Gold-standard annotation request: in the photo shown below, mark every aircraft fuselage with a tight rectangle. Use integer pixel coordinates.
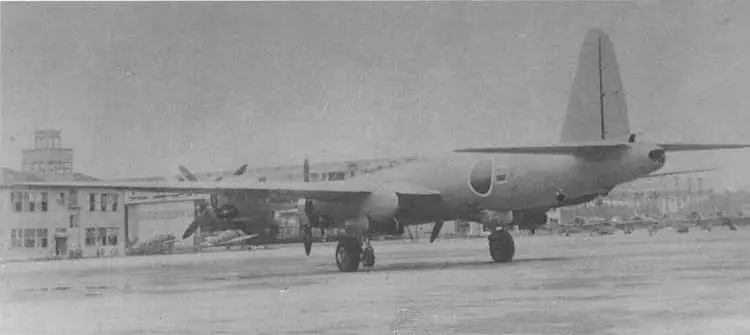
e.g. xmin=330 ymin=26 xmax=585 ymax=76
xmin=220 ymin=143 xmax=665 ymax=232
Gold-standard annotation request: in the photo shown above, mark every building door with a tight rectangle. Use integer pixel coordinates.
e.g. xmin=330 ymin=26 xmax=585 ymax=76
xmin=55 ymin=236 xmax=68 ymax=256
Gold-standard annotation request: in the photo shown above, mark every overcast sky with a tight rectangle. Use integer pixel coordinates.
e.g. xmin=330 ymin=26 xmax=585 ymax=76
xmin=2 ymin=1 xmax=749 ymax=190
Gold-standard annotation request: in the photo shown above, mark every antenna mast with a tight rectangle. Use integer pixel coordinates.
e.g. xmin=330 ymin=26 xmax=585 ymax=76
xmin=598 ymin=34 xmax=606 ymax=140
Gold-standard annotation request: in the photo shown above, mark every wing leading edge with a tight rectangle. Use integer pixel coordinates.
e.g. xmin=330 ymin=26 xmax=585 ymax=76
xmin=9 ymin=180 xmax=372 ymax=202
xmin=9 ymin=179 xmax=441 ymax=202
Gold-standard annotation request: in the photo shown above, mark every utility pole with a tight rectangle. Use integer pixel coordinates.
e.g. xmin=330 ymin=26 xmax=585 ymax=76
xmin=698 ymin=177 xmax=704 ymax=214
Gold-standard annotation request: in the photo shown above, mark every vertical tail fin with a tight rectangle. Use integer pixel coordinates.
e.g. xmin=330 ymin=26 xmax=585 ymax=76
xmin=560 ymin=28 xmax=630 ymax=143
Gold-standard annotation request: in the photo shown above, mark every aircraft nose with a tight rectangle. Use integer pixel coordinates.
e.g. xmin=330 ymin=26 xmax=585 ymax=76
xmin=648 ymin=148 xmax=666 ymax=165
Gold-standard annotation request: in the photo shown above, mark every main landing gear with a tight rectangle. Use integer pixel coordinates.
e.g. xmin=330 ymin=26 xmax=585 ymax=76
xmin=335 ymin=236 xmax=375 ymax=272
xmin=488 ymin=229 xmax=515 ymax=263
xmin=486 ymin=218 xmax=516 ymax=263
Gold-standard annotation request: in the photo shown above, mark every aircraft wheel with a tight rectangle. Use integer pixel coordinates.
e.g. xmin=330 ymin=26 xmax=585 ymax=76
xmin=335 ymin=237 xmax=362 ymax=272
xmin=488 ymin=229 xmax=515 ymax=263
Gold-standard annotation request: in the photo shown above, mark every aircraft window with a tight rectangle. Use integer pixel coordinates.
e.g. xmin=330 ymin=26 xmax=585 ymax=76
xmin=469 ymin=159 xmax=493 ymax=196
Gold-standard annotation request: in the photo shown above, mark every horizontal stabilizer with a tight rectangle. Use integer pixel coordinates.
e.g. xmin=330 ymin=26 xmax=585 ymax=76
xmin=657 ymin=143 xmax=750 ymax=152
xmin=454 ymin=142 xmax=628 ymax=155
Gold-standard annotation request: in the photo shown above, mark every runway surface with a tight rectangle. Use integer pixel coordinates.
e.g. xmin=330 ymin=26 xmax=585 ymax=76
xmin=2 ymin=229 xmax=749 ymax=335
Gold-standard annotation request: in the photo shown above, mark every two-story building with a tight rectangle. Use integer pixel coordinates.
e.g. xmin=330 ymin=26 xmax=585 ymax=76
xmin=1 ymin=168 xmax=127 ymax=261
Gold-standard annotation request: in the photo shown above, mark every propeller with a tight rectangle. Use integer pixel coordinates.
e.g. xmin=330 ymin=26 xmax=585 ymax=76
xmin=215 ymin=163 xmax=248 ymax=182
xmin=429 ymin=220 xmax=444 ymax=243
xmin=178 ymin=163 xmax=248 ymax=182
xmin=301 ymin=157 xmax=314 ymax=257
xmin=177 ymin=163 xmax=250 ymax=240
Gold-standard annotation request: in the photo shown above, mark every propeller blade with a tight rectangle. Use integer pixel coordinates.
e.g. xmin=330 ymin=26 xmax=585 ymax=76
xmin=303 ymin=224 xmax=313 ymax=256
xmin=303 ymin=157 xmax=310 ymax=182
xmin=182 ymin=216 xmax=204 ymax=240
xmin=233 ymin=163 xmax=248 ymax=176
xmin=406 ymin=224 xmax=415 ymax=243
xmin=430 ymin=220 xmax=444 ymax=243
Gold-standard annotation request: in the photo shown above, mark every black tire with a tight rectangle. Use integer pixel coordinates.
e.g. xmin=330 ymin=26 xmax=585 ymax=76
xmin=335 ymin=238 xmax=362 ymax=272
xmin=488 ymin=229 xmax=515 ymax=263
xmin=303 ymin=225 xmax=313 ymax=256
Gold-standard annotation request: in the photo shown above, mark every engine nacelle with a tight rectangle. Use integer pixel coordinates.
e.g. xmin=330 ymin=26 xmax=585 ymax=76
xmin=360 ymin=190 xmax=399 ymax=222
xmin=360 ymin=190 xmax=403 ymax=236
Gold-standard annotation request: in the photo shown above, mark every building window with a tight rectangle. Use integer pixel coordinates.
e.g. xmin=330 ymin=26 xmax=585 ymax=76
xmin=57 ymin=192 xmax=66 ymax=206
xmin=41 ymin=192 xmax=48 ymax=212
xmin=85 ymin=228 xmax=97 ymax=246
xmin=22 ymin=192 xmax=33 ymax=212
xmin=85 ymin=228 xmax=119 ymax=246
xmin=37 ymin=228 xmax=48 ymax=248
xmin=89 ymin=193 xmax=96 ymax=211
xmin=111 ymin=194 xmax=118 ymax=212
xmin=10 ymin=229 xmax=22 ymax=248
xmin=102 ymin=228 xmax=118 ymax=246
xmin=100 ymin=194 xmax=108 ymax=212
xmin=23 ymin=228 xmax=36 ymax=248
xmin=11 ymin=192 xmax=22 ymax=212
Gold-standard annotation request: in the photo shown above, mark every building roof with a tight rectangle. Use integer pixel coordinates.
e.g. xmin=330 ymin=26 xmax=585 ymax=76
xmin=0 ymin=167 xmax=45 ymax=185
xmin=0 ymin=167 xmax=99 ymax=186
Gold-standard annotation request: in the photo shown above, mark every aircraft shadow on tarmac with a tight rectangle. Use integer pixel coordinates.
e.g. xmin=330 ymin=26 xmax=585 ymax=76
xmin=226 ymin=256 xmax=572 ymax=282
xmin=373 ymin=257 xmax=571 ymax=273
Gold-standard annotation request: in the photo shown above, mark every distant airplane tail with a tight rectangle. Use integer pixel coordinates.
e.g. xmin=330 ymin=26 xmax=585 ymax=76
xmin=560 ymin=28 xmax=630 ymax=143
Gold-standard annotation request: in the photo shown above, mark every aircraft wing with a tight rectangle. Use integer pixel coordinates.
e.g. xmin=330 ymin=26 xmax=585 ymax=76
xmin=9 ymin=179 xmax=374 ymax=202
xmin=637 ymin=168 xmax=718 ymax=179
xmin=9 ymin=179 xmax=441 ymax=202
xmin=453 ymin=141 xmax=628 ymax=155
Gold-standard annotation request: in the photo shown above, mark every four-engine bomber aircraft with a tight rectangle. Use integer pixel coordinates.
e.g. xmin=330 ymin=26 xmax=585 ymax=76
xmin=11 ymin=28 xmax=750 ymax=272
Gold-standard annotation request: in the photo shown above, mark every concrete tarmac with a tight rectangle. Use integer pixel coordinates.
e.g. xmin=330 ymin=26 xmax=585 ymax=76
xmin=1 ymin=229 xmax=749 ymax=335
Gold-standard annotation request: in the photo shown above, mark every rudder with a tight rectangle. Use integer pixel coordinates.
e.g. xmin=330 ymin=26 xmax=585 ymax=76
xmin=560 ymin=28 xmax=630 ymax=143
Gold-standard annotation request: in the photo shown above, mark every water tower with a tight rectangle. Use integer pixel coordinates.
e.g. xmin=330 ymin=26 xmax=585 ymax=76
xmin=21 ymin=129 xmax=74 ymax=180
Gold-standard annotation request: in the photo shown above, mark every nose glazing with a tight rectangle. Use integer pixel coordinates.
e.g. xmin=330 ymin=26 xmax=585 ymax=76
xmin=648 ymin=149 xmax=666 ymax=165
